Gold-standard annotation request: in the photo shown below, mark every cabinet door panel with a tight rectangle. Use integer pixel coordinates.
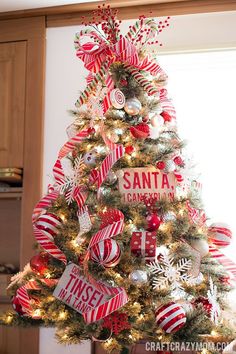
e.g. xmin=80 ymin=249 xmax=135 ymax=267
xmin=0 ymin=41 xmax=26 ymax=168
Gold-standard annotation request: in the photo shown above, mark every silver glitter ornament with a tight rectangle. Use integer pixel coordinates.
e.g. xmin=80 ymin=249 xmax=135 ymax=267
xmin=124 ymin=98 xmax=142 ymax=116
xmin=106 ymin=170 xmax=117 ymax=185
xmin=83 ymin=150 xmax=97 ymax=166
xmin=164 ymin=160 xmax=176 ymax=173
xmin=162 ymin=211 xmax=176 ymax=222
xmin=129 ymin=270 xmax=148 ymax=285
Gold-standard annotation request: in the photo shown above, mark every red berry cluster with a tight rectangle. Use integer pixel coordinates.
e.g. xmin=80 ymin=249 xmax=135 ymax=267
xmin=81 ymin=5 xmax=121 ymax=44
xmin=129 ymin=15 xmax=171 ymax=48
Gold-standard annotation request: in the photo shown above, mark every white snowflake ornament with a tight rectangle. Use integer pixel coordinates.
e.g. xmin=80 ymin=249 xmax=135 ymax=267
xmin=55 ymin=155 xmax=84 ymax=204
xmin=147 ymin=253 xmax=194 ymax=298
xmin=207 ymin=277 xmax=221 ymax=325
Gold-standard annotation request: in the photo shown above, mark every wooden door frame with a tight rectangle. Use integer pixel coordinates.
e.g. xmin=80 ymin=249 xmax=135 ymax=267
xmin=0 ymin=17 xmax=46 ymax=354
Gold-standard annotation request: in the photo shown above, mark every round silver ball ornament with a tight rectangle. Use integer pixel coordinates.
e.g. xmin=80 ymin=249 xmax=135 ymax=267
xmin=124 ymin=98 xmax=142 ymax=116
xmin=150 ymin=114 xmax=164 ymax=127
xmin=129 ymin=270 xmax=148 ymax=285
xmin=83 ymin=150 xmax=98 ymax=166
xmin=190 ymin=239 xmax=209 ymax=257
xmin=105 ymin=170 xmax=117 ymax=185
xmin=189 ymin=272 xmax=204 ymax=285
xmin=162 ymin=211 xmax=176 ymax=222
xmin=115 ymin=170 xmax=124 ymax=178
xmin=164 ymin=160 xmax=176 ymax=173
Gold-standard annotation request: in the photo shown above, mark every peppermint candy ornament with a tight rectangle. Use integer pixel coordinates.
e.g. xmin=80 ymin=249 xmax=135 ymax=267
xmin=155 ymin=302 xmax=186 ymax=333
xmin=110 ymin=88 xmax=125 ymax=109
xmin=208 ymin=223 xmax=232 ymax=248
xmin=90 ymin=239 xmax=121 ymax=268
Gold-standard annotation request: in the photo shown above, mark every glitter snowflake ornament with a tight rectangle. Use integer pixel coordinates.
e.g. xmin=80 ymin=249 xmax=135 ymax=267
xmin=55 ymin=155 xmax=84 ymax=204
xmin=147 ymin=253 xmax=194 ymax=298
xmin=207 ymin=277 xmax=221 ymax=325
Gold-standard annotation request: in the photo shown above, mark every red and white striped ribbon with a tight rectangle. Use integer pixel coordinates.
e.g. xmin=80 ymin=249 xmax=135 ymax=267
xmin=83 ymin=209 xmax=128 ymax=323
xmin=58 ymin=129 xmax=89 ymax=159
xmin=159 ymin=88 xmax=176 ymax=120
xmin=32 ymin=190 xmax=59 ymax=223
xmin=34 ymin=214 xmax=67 ymax=264
xmin=53 ymin=159 xmax=65 ymax=185
xmin=73 ymin=186 xmax=88 ymax=209
xmin=209 ymin=245 xmax=236 ymax=281
xmin=97 ymin=144 xmax=124 ymax=190
xmin=16 ymin=279 xmax=58 ymax=317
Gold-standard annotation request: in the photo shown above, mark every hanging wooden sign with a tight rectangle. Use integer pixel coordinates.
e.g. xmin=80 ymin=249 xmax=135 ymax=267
xmin=117 ymin=167 xmax=176 ymax=203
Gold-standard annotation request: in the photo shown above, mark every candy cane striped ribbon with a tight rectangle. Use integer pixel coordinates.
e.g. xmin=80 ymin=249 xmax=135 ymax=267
xmin=53 ymin=159 xmax=65 ymax=185
xmin=124 ymin=64 xmax=159 ymax=96
xmin=83 ymin=209 xmax=128 ymax=323
xmin=58 ymin=129 xmax=89 ymax=159
xmin=34 ymin=213 xmax=67 ymax=264
xmin=32 ymin=190 xmax=59 ymax=223
xmin=76 ymin=63 xmax=109 ymax=106
xmin=16 ymin=279 xmax=58 ymax=317
xmin=73 ymin=186 xmax=88 ymax=209
xmin=160 ymin=88 xmax=176 ymax=120
xmin=97 ymin=144 xmax=124 ymax=190
xmin=209 ymin=245 xmax=236 ymax=281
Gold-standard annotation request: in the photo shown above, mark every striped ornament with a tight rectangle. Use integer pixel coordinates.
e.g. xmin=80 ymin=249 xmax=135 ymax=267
xmin=35 ymin=213 xmax=62 ymax=239
xmin=155 ymin=302 xmax=186 ymax=333
xmin=208 ymin=223 xmax=232 ymax=248
xmin=90 ymin=239 xmax=121 ymax=268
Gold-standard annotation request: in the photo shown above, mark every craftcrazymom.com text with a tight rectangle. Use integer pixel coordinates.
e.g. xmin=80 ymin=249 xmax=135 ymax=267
xmin=145 ymin=341 xmax=230 ymax=352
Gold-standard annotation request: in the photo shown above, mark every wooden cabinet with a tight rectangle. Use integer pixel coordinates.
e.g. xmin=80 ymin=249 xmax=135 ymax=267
xmin=0 ymin=41 xmax=26 ymax=168
xmin=0 ymin=17 xmax=46 ymax=354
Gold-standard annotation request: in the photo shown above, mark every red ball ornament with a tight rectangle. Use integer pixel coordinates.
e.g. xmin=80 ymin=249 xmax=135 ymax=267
xmin=142 ymin=116 xmax=149 ymax=123
xmin=192 ymin=296 xmax=212 ymax=315
xmin=12 ymin=296 xmax=27 ymax=316
xmin=161 ymin=111 xmax=172 ymax=122
xmin=156 ymin=161 xmax=166 ymax=170
xmin=173 ymin=156 xmax=184 ymax=166
xmin=125 ymin=145 xmax=135 ymax=155
xmin=155 ymin=302 xmax=186 ymax=333
xmin=88 ymin=127 xmax=96 ymax=134
xmin=130 ymin=123 xmax=150 ymax=139
xmin=120 ymin=78 xmax=128 ymax=86
xmin=90 ymin=239 xmax=121 ymax=268
xmin=30 ymin=252 xmax=50 ymax=275
xmin=146 ymin=213 xmax=161 ymax=232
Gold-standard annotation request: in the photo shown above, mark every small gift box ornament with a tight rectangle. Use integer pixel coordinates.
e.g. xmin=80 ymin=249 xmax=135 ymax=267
xmin=131 ymin=231 xmax=157 ymax=263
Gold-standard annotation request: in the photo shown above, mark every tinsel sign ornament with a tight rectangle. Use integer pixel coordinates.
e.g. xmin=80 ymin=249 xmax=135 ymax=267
xmin=53 ymin=263 xmax=108 ymax=315
xmin=117 ymin=167 xmax=177 ymax=203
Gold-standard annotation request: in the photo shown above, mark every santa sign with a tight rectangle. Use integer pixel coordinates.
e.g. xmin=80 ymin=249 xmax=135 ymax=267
xmin=118 ymin=167 xmax=176 ymax=203
xmin=53 ymin=263 xmax=108 ymax=314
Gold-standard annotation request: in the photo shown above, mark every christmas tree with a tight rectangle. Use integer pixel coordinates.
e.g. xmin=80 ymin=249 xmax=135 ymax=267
xmin=1 ymin=6 xmax=236 ymax=354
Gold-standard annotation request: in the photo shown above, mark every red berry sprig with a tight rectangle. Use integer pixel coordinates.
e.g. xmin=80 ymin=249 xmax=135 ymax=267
xmin=81 ymin=5 xmax=121 ymax=44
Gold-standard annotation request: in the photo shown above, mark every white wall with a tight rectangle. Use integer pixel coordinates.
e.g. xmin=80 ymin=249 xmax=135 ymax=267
xmin=42 ymin=11 xmax=236 ymax=353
